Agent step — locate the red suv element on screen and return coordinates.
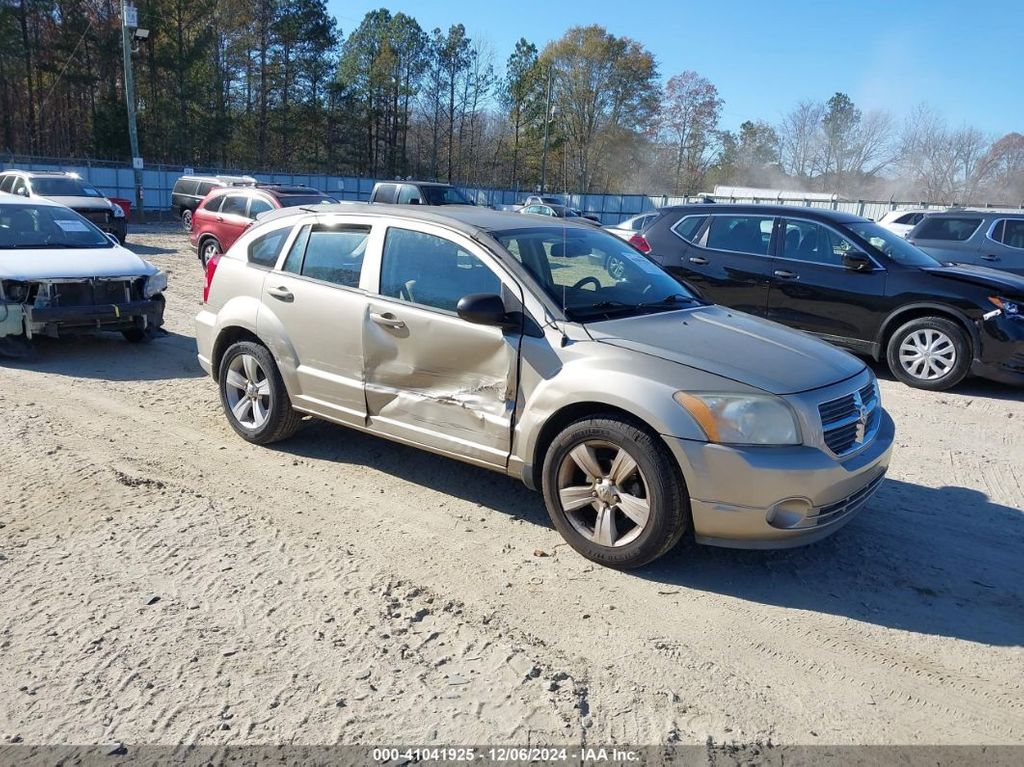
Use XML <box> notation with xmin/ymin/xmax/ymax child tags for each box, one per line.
<box><xmin>190</xmin><ymin>185</ymin><xmax>336</xmax><ymax>266</ymax></box>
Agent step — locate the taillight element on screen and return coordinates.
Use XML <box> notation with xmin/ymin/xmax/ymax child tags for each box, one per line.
<box><xmin>629</xmin><ymin>233</ymin><xmax>651</xmax><ymax>254</ymax></box>
<box><xmin>203</xmin><ymin>253</ymin><xmax>221</xmax><ymax>303</ymax></box>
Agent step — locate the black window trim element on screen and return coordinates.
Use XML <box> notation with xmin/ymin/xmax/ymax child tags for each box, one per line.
<box><xmin>777</xmin><ymin>216</ymin><xmax>886</xmax><ymax>271</ymax></box>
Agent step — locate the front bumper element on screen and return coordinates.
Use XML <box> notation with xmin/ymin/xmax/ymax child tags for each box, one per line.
<box><xmin>974</xmin><ymin>314</ymin><xmax>1024</xmax><ymax>386</ymax></box>
<box><xmin>664</xmin><ymin>410</ymin><xmax>895</xmax><ymax>548</ymax></box>
<box><xmin>23</xmin><ymin>297</ymin><xmax>164</xmax><ymax>336</ymax></box>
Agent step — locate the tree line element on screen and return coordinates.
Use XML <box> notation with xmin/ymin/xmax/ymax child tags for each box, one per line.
<box><xmin>2</xmin><ymin>1</ymin><xmax>1022</xmax><ymax>204</ymax></box>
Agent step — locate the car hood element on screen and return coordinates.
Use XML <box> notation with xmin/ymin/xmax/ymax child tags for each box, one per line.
<box><xmin>0</xmin><ymin>246</ymin><xmax>155</xmax><ymax>281</ymax></box>
<box><xmin>587</xmin><ymin>305</ymin><xmax>865</xmax><ymax>395</ymax></box>
<box><xmin>921</xmin><ymin>263</ymin><xmax>1024</xmax><ymax>296</ymax></box>
<box><xmin>45</xmin><ymin>195</ymin><xmax>113</xmax><ymax>211</ymax></box>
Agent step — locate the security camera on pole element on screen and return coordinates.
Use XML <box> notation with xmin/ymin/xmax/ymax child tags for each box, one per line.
<box><xmin>121</xmin><ymin>1</ymin><xmax>145</xmax><ymax>217</ymax></box>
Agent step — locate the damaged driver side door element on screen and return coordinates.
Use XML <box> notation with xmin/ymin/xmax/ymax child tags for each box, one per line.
<box><xmin>362</xmin><ymin>224</ymin><xmax>524</xmax><ymax>468</ymax></box>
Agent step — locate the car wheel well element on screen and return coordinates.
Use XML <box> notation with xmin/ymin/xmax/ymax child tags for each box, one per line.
<box><xmin>879</xmin><ymin>307</ymin><xmax>975</xmax><ymax>358</ymax></box>
<box><xmin>212</xmin><ymin>327</ymin><xmax>263</xmax><ymax>382</ymax></box>
<box><xmin>531</xmin><ymin>402</ymin><xmax>662</xmax><ymax>490</ymax></box>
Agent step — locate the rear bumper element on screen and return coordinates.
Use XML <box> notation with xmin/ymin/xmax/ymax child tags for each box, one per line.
<box><xmin>663</xmin><ymin>410</ymin><xmax>895</xmax><ymax>548</ymax></box>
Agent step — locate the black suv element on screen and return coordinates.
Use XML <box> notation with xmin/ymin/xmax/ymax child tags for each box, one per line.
<box><xmin>369</xmin><ymin>180</ymin><xmax>474</xmax><ymax>206</ymax></box>
<box><xmin>170</xmin><ymin>174</ymin><xmax>256</xmax><ymax>230</ymax></box>
<box><xmin>637</xmin><ymin>204</ymin><xmax>1024</xmax><ymax>390</ymax></box>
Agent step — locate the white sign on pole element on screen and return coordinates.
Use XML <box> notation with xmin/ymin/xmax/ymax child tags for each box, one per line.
<box><xmin>124</xmin><ymin>4</ymin><xmax>138</xmax><ymax>28</ymax></box>
<box><xmin>183</xmin><ymin>167</ymin><xmax>194</xmax><ymax>175</ymax></box>
<box><xmin>132</xmin><ymin>157</ymin><xmax>144</xmax><ymax>170</ymax></box>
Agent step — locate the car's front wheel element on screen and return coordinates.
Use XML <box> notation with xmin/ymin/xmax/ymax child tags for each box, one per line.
<box><xmin>218</xmin><ymin>341</ymin><xmax>302</xmax><ymax>444</ymax></box>
<box><xmin>541</xmin><ymin>415</ymin><xmax>689</xmax><ymax>569</ymax></box>
<box><xmin>886</xmin><ymin>316</ymin><xmax>971</xmax><ymax>391</ymax></box>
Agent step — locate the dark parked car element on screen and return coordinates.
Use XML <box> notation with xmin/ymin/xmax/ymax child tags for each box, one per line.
<box><xmin>0</xmin><ymin>170</ymin><xmax>127</xmax><ymax>243</ymax></box>
<box><xmin>520</xmin><ymin>202</ymin><xmax>601</xmax><ymax>226</ymax></box>
<box><xmin>369</xmin><ymin>180</ymin><xmax>474</xmax><ymax>206</ymax></box>
<box><xmin>171</xmin><ymin>174</ymin><xmax>256</xmax><ymax>231</ymax></box>
<box><xmin>190</xmin><ymin>184</ymin><xmax>336</xmax><ymax>266</ymax></box>
<box><xmin>637</xmin><ymin>204</ymin><xmax>1024</xmax><ymax>390</ymax></box>
<box><xmin>907</xmin><ymin>210</ymin><xmax>1024</xmax><ymax>276</ymax></box>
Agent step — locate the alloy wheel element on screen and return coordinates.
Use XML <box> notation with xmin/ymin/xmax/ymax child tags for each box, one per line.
<box><xmin>182</xmin><ymin>210</ymin><xmax>193</xmax><ymax>231</ymax></box>
<box><xmin>224</xmin><ymin>353</ymin><xmax>272</xmax><ymax>429</ymax></box>
<box><xmin>556</xmin><ymin>439</ymin><xmax>650</xmax><ymax>547</ymax></box>
<box><xmin>898</xmin><ymin>328</ymin><xmax>957</xmax><ymax>381</ymax></box>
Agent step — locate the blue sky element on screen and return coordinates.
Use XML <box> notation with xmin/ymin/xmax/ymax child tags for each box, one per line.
<box><xmin>326</xmin><ymin>0</ymin><xmax>1022</xmax><ymax>138</ymax></box>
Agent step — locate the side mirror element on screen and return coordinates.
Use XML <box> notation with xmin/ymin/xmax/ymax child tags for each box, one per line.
<box><xmin>457</xmin><ymin>293</ymin><xmax>514</xmax><ymax>328</ymax></box>
<box><xmin>842</xmin><ymin>252</ymin><xmax>874</xmax><ymax>272</ymax></box>
<box><xmin>106</xmin><ymin>232</ymin><xmax>120</xmax><ymax>246</ymax></box>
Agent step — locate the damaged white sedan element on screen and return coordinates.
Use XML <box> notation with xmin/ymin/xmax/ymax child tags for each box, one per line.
<box><xmin>0</xmin><ymin>194</ymin><xmax>167</xmax><ymax>357</ymax></box>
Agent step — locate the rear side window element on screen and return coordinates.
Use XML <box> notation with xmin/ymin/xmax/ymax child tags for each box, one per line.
<box><xmin>704</xmin><ymin>215</ymin><xmax>774</xmax><ymax>255</ymax></box>
<box><xmin>671</xmin><ymin>215</ymin><xmax>707</xmax><ymax>242</ymax></box>
<box><xmin>202</xmin><ymin>195</ymin><xmax>224</xmax><ymax>212</ymax></box>
<box><xmin>173</xmin><ymin>179</ymin><xmax>198</xmax><ymax>196</ymax></box>
<box><xmin>299</xmin><ymin>225</ymin><xmax>370</xmax><ymax>288</ymax></box>
<box><xmin>196</xmin><ymin>181</ymin><xmax>216</xmax><ymax>197</ymax></box>
<box><xmin>998</xmin><ymin>220</ymin><xmax>1024</xmax><ymax>249</ymax></box>
<box><xmin>397</xmin><ymin>185</ymin><xmax>421</xmax><ymax>204</ymax></box>
<box><xmin>914</xmin><ymin>217</ymin><xmax>982</xmax><ymax>241</ymax></box>
<box><xmin>248</xmin><ymin>227</ymin><xmax>291</xmax><ymax>268</ymax></box>
<box><xmin>220</xmin><ymin>194</ymin><xmax>248</xmax><ymax>216</ymax></box>
<box><xmin>373</xmin><ymin>184</ymin><xmax>398</xmax><ymax>204</ymax></box>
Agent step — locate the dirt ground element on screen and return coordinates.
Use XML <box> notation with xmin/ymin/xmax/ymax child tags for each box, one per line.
<box><xmin>1</xmin><ymin>225</ymin><xmax>1021</xmax><ymax>748</ymax></box>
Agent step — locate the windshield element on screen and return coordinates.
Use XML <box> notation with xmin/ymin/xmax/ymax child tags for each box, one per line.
<box><xmin>30</xmin><ymin>178</ymin><xmax>103</xmax><ymax>197</ymax></box>
<box><xmin>0</xmin><ymin>203</ymin><xmax>113</xmax><ymax>249</ymax></box>
<box><xmin>421</xmin><ymin>186</ymin><xmax>472</xmax><ymax>205</ymax></box>
<box><xmin>847</xmin><ymin>222</ymin><xmax>941</xmax><ymax>267</ymax></box>
<box><xmin>495</xmin><ymin>226</ymin><xmax>701</xmax><ymax>321</ymax></box>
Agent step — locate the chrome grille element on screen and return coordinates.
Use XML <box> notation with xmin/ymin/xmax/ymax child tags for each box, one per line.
<box><xmin>818</xmin><ymin>380</ymin><xmax>880</xmax><ymax>456</ymax></box>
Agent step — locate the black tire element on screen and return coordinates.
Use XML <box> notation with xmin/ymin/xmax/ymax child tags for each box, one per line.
<box><xmin>885</xmin><ymin>316</ymin><xmax>971</xmax><ymax>391</ymax></box>
<box><xmin>181</xmin><ymin>209</ymin><xmax>193</xmax><ymax>231</ymax></box>
<box><xmin>218</xmin><ymin>340</ymin><xmax>302</xmax><ymax>444</ymax></box>
<box><xmin>200</xmin><ymin>237</ymin><xmax>221</xmax><ymax>268</ymax></box>
<box><xmin>122</xmin><ymin>327</ymin><xmax>151</xmax><ymax>343</ymax></box>
<box><xmin>541</xmin><ymin>415</ymin><xmax>689</xmax><ymax>569</ymax></box>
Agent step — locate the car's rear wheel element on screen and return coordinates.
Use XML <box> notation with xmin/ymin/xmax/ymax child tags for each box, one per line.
<box><xmin>218</xmin><ymin>340</ymin><xmax>302</xmax><ymax>444</ymax></box>
<box><xmin>886</xmin><ymin>316</ymin><xmax>971</xmax><ymax>391</ymax></box>
<box><xmin>541</xmin><ymin>415</ymin><xmax>689</xmax><ymax>569</ymax></box>
<box><xmin>200</xmin><ymin>237</ymin><xmax>221</xmax><ymax>268</ymax></box>
<box><xmin>122</xmin><ymin>328</ymin><xmax>151</xmax><ymax>343</ymax></box>
<box><xmin>181</xmin><ymin>209</ymin><xmax>193</xmax><ymax>231</ymax></box>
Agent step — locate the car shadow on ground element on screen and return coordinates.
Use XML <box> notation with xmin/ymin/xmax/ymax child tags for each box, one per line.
<box><xmin>0</xmin><ymin>331</ymin><xmax>205</xmax><ymax>381</ymax></box>
<box><xmin>277</xmin><ymin>420</ymin><xmax>1022</xmax><ymax>647</ymax></box>
<box><xmin>869</xmin><ymin>358</ymin><xmax>1024</xmax><ymax>402</ymax></box>
<box><xmin>126</xmin><ymin>242</ymin><xmax>178</xmax><ymax>256</ymax></box>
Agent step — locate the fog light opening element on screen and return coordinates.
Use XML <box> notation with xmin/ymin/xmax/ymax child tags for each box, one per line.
<box><xmin>767</xmin><ymin>499</ymin><xmax>812</xmax><ymax>529</ymax></box>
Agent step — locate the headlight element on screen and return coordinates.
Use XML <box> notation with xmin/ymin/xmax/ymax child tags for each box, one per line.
<box><xmin>674</xmin><ymin>392</ymin><xmax>801</xmax><ymax>446</ymax></box>
<box><xmin>110</xmin><ymin>202</ymin><xmax>125</xmax><ymax>218</ymax></box>
<box><xmin>988</xmin><ymin>296</ymin><xmax>1021</xmax><ymax>318</ymax></box>
<box><xmin>144</xmin><ymin>270</ymin><xmax>167</xmax><ymax>298</ymax></box>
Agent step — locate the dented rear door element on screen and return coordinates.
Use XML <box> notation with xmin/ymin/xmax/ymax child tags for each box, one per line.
<box><xmin>361</xmin><ymin>223</ymin><xmax>523</xmax><ymax>468</ymax></box>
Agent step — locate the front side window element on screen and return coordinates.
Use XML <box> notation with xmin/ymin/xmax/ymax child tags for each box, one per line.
<box><xmin>671</xmin><ymin>215</ymin><xmax>707</xmax><ymax>243</ymax></box>
<box><xmin>781</xmin><ymin>220</ymin><xmax>855</xmax><ymax>266</ymax></box>
<box><xmin>419</xmin><ymin>186</ymin><xmax>472</xmax><ymax>205</ymax></box>
<box><xmin>703</xmin><ymin>215</ymin><xmax>774</xmax><ymax>255</ymax></box>
<box><xmin>495</xmin><ymin>226</ymin><xmax>700</xmax><ymax>322</ymax></box>
<box><xmin>847</xmin><ymin>222</ymin><xmax>939</xmax><ymax>267</ymax></box>
<box><xmin>914</xmin><ymin>216</ymin><xmax>982</xmax><ymax>241</ymax></box>
<box><xmin>296</xmin><ymin>224</ymin><xmax>369</xmax><ymax>288</ymax></box>
<box><xmin>220</xmin><ymin>194</ymin><xmax>248</xmax><ymax>217</ymax></box>
<box><xmin>249</xmin><ymin>196</ymin><xmax>274</xmax><ymax>217</ymax></box>
<box><xmin>0</xmin><ymin>203</ymin><xmax>112</xmax><ymax>249</ymax></box>
<box><xmin>380</xmin><ymin>227</ymin><xmax>501</xmax><ymax>312</ymax></box>
<box><xmin>397</xmin><ymin>185</ymin><xmax>421</xmax><ymax>205</ymax></box>
<box><xmin>248</xmin><ymin>226</ymin><xmax>291</xmax><ymax>268</ymax></box>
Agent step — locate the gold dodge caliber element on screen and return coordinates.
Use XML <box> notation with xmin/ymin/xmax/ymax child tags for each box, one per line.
<box><xmin>196</xmin><ymin>206</ymin><xmax>894</xmax><ymax>568</ymax></box>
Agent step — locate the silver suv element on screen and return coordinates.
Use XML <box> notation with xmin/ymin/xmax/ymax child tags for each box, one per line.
<box><xmin>196</xmin><ymin>206</ymin><xmax>894</xmax><ymax>568</ymax></box>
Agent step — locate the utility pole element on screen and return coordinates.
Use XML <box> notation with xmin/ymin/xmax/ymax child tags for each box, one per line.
<box><xmin>121</xmin><ymin>0</ymin><xmax>143</xmax><ymax>216</ymax></box>
<box><xmin>539</xmin><ymin>67</ymin><xmax>553</xmax><ymax>194</ymax></box>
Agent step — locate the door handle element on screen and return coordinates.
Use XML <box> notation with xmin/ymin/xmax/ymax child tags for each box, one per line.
<box><xmin>216</xmin><ymin>216</ymin><xmax>224</xmax><ymax>222</ymax></box>
<box><xmin>267</xmin><ymin>286</ymin><xmax>294</xmax><ymax>302</ymax></box>
<box><xmin>688</xmin><ymin>256</ymin><xmax>709</xmax><ymax>265</ymax></box>
<box><xmin>773</xmin><ymin>269</ymin><xmax>799</xmax><ymax>280</ymax></box>
<box><xmin>981</xmin><ymin>254</ymin><xmax>999</xmax><ymax>261</ymax></box>
<box><xmin>370</xmin><ymin>312</ymin><xmax>406</xmax><ymax>329</ymax></box>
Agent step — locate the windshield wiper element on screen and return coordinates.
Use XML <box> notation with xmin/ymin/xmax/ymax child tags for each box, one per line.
<box><xmin>565</xmin><ymin>300</ymin><xmax>639</xmax><ymax>320</ymax></box>
<box><xmin>636</xmin><ymin>293</ymin><xmax>701</xmax><ymax>310</ymax></box>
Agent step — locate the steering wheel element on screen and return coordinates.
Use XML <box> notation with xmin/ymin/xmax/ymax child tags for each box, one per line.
<box><xmin>572</xmin><ymin>276</ymin><xmax>601</xmax><ymax>291</ymax></box>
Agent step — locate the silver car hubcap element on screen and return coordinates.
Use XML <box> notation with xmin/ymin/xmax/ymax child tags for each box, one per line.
<box><xmin>182</xmin><ymin>211</ymin><xmax>192</xmax><ymax>230</ymax></box>
<box><xmin>556</xmin><ymin>440</ymin><xmax>650</xmax><ymax>547</ymax></box>
<box><xmin>899</xmin><ymin>329</ymin><xmax>956</xmax><ymax>380</ymax></box>
<box><xmin>225</xmin><ymin>354</ymin><xmax>271</xmax><ymax>429</ymax></box>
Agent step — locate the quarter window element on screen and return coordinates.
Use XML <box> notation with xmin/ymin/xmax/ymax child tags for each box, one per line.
<box><xmin>380</xmin><ymin>227</ymin><xmax>501</xmax><ymax>312</ymax></box>
<box><xmin>914</xmin><ymin>216</ymin><xmax>982</xmax><ymax>241</ymax></box>
<box><xmin>202</xmin><ymin>195</ymin><xmax>224</xmax><ymax>212</ymax></box>
<box><xmin>299</xmin><ymin>225</ymin><xmax>370</xmax><ymax>288</ymax></box>
<box><xmin>671</xmin><ymin>215</ymin><xmax>707</xmax><ymax>243</ymax></box>
<box><xmin>704</xmin><ymin>215</ymin><xmax>774</xmax><ymax>255</ymax></box>
<box><xmin>781</xmin><ymin>220</ymin><xmax>855</xmax><ymax>266</ymax></box>
<box><xmin>248</xmin><ymin>226</ymin><xmax>291</xmax><ymax>269</ymax></box>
